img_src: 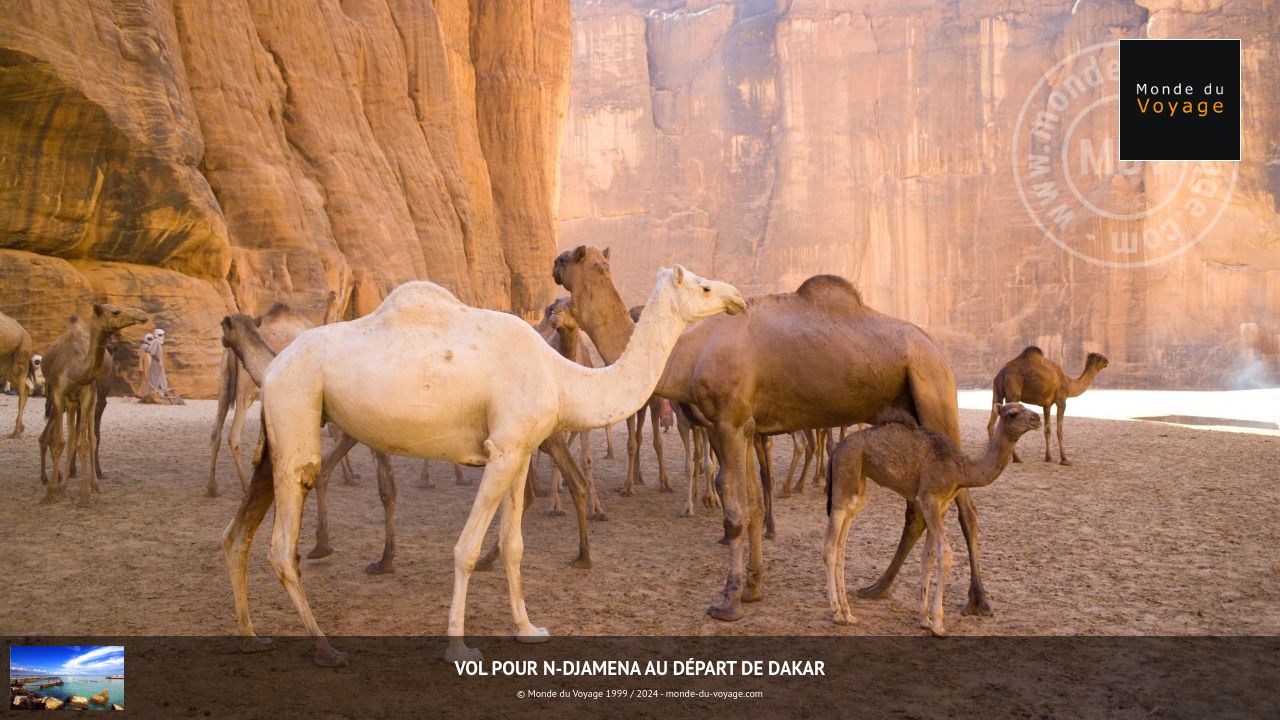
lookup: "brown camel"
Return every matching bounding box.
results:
[554,245,986,622]
[826,404,1040,634]
[65,333,127,482]
[39,305,147,505]
[988,346,1109,465]
[220,314,400,573]
[544,298,607,520]
[1,310,34,438]
[208,303,316,497]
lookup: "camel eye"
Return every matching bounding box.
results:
[702,286,710,293]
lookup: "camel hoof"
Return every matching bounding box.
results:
[658,484,674,494]
[240,636,274,654]
[833,610,858,626]
[856,584,892,600]
[764,529,776,540]
[1059,459,1073,466]
[568,556,592,570]
[928,623,948,637]
[364,560,395,575]
[717,534,730,546]
[417,481,436,490]
[775,490,791,499]
[961,598,994,617]
[75,498,92,509]
[313,646,349,667]
[445,643,482,663]
[307,543,335,560]
[617,487,635,497]
[681,508,695,519]
[39,493,60,505]
[1011,456,1022,464]
[544,509,566,517]
[516,626,550,644]
[455,477,473,486]
[205,488,219,498]
[707,601,745,622]
[5,431,20,440]
[742,585,763,603]
[588,512,608,522]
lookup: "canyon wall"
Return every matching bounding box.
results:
[0,0,571,397]
[560,0,1280,388]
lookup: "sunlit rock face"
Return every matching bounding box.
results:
[560,0,1280,388]
[0,0,570,397]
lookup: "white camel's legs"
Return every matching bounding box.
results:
[266,449,347,666]
[446,440,526,662]
[221,440,276,653]
[498,452,547,641]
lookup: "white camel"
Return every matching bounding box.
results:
[222,267,744,666]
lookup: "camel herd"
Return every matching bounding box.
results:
[0,244,1113,666]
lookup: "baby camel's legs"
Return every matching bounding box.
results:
[917,492,952,636]
[824,444,867,625]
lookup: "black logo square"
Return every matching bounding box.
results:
[1119,39,1240,161]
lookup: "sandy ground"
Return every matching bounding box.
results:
[1,393,1278,639]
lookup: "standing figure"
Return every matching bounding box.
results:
[136,333,154,399]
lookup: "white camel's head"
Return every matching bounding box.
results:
[658,265,746,322]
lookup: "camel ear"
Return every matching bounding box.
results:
[603,247,611,260]
[93,303,105,317]
[672,265,686,286]
[573,246,587,262]
[992,402,1002,415]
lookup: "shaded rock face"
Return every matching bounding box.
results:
[0,0,570,397]
[560,0,1280,388]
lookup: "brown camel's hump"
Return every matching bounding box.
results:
[259,302,294,324]
[794,275,865,312]
[1017,345,1044,358]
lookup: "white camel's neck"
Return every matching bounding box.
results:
[555,280,687,431]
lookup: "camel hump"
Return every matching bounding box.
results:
[260,302,292,320]
[1018,345,1044,358]
[795,275,864,310]
[377,281,462,320]
[872,407,918,428]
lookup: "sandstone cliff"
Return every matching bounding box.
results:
[560,0,1280,388]
[0,0,570,397]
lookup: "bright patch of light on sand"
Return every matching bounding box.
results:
[959,388,1280,435]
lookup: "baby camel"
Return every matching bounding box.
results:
[825,403,1040,635]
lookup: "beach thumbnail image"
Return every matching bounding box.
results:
[9,646,124,711]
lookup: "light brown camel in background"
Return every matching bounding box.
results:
[65,333,127,482]
[222,271,744,665]
[545,298,607,520]
[39,304,147,505]
[208,303,316,497]
[220,314,400,574]
[681,418,720,516]
[419,460,466,488]
[989,346,1109,465]
[554,245,984,623]
[1,310,34,438]
[826,404,1039,634]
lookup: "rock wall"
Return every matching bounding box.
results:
[0,0,571,397]
[560,0,1280,388]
